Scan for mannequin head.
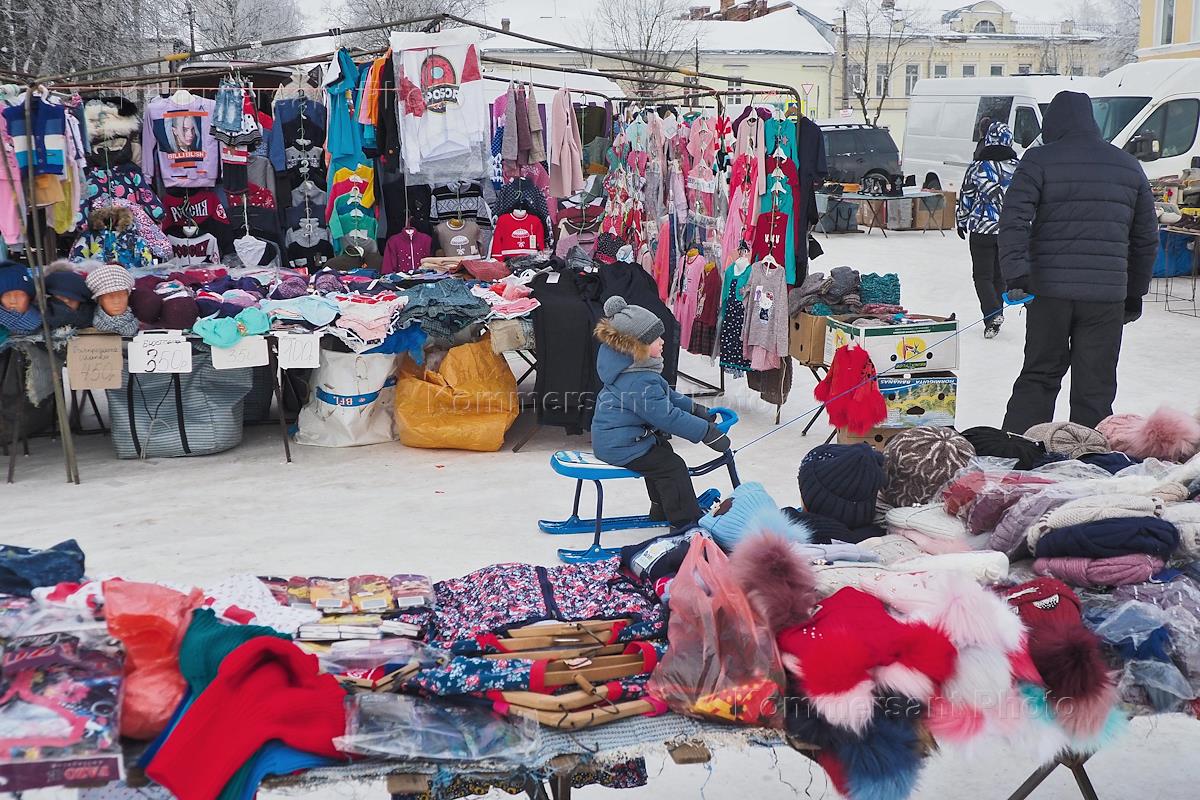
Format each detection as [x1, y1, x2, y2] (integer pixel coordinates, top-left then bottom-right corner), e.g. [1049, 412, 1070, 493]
[98, 292, 130, 316]
[84, 263, 134, 317]
[44, 266, 92, 313]
[0, 261, 35, 313]
[1, 289, 30, 313]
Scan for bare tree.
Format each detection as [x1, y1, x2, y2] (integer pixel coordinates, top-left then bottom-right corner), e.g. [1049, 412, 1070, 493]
[843, 0, 929, 126]
[193, 0, 305, 60]
[332, 0, 483, 50]
[1, 0, 184, 79]
[1066, 0, 1139, 73]
[590, 0, 701, 98]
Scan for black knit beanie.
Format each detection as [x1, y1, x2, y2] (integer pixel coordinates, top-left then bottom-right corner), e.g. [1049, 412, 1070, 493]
[797, 443, 887, 529]
[783, 507, 856, 545]
[962, 426, 1046, 471]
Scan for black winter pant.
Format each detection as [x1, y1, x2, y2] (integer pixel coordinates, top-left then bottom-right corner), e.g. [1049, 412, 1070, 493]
[1002, 297, 1124, 433]
[625, 441, 702, 527]
[968, 233, 1006, 317]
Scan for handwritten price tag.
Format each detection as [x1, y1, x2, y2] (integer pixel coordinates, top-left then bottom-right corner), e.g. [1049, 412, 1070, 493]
[211, 336, 269, 370]
[275, 333, 321, 369]
[67, 335, 124, 389]
[128, 333, 192, 374]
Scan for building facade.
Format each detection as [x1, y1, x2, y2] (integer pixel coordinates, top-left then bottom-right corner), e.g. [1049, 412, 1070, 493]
[480, 1, 838, 117]
[833, 1, 1106, 144]
[1138, 0, 1200, 59]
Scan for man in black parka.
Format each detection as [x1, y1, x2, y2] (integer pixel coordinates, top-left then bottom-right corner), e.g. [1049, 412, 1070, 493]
[998, 90, 1158, 432]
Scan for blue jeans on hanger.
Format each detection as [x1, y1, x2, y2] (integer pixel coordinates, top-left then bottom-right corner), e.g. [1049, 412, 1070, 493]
[213, 81, 244, 135]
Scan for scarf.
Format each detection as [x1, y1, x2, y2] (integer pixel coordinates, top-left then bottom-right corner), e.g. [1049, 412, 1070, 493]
[625, 355, 664, 374]
[93, 308, 139, 336]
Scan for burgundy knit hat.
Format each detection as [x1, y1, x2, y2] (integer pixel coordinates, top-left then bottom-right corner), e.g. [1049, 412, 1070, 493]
[159, 297, 199, 330]
[129, 288, 163, 324]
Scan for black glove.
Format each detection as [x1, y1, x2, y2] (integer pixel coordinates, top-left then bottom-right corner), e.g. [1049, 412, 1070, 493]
[1124, 296, 1143, 324]
[957, 227, 966, 240]
[703, 423, 731, 453]
[1005, 277, 1032, 302]
[691, 402, 716, 422]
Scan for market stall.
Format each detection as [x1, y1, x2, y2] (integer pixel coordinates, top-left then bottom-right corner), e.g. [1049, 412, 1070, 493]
[0, 11, 825, 481]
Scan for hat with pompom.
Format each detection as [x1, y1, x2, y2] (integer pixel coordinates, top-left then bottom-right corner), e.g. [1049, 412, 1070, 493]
[601, 295, 664, 345]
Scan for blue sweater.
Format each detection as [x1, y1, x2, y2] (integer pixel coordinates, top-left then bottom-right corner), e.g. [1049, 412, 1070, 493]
[591, 345, 709, 466]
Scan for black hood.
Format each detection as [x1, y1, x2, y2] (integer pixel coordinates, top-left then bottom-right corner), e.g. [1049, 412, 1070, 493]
[1041, 91, 1101, 143]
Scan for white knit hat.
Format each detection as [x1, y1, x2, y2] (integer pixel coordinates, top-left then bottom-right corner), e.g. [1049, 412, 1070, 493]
[1026, 493, 1165, 550]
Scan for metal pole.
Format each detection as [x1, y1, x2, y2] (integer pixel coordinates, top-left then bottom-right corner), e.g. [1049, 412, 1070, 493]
[21, 88, 80, 484]
[841, 9, 849, 111]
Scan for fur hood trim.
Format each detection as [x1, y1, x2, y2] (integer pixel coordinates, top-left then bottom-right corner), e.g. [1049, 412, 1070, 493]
[595, 318, 650, 361]
[88, 206, 134, 232]
[84, 98, 141, 141]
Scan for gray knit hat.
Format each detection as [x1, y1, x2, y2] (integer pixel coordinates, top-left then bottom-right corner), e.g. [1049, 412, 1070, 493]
[602, 296, 665, 345]
[1024, 422, 1110, 459]
[882, 426, 976, 507]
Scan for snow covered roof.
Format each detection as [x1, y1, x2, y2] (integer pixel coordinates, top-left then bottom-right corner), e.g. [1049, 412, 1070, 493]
[478, 0, 835, 56]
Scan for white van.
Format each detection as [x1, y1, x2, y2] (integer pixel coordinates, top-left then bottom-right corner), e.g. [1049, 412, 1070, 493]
[902, 75, 1101, 192]
[1090, 60, 1200, 181]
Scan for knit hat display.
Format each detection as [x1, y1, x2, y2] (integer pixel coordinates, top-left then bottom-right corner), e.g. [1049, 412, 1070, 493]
[85, 263, 135, 297]
[1163, 502, 1200, 559]
[885, 504, 975, 554]
[0, 260, 35, 297]
[1097, 408, 1200, 463]
[1026, 493, 1165, 551]
[130, 288, 163, 324]
[882, 427, 975, 508]
[1025, 421, 1110, 459]
[1034, 516, 1179, 561]
[1002, 578, 1118, 739]
[160, 297, 200, 330]
[782, 507, 857, 545]
[44, 269, 91, 303]
[1033, 554, 1165, 588]
[697, 481, 781, 550]
[961, 426, 1046, 470]
[798, 443, 887, 529]
[601, 295, 665, 345]
[777, 587, 957, 732]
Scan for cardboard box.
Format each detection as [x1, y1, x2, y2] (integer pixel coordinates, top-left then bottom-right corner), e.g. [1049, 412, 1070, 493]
[914, 191, 957, 230]
[824, 314, 959, 374]
[788, 313, 827, 365]
[877, 371, 957, 428]
[836, 426, 904, 452]
[884, 198, 914, 231]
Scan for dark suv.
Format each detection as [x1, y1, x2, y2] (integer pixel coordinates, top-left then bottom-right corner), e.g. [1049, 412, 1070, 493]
[819, 123, 901, 184]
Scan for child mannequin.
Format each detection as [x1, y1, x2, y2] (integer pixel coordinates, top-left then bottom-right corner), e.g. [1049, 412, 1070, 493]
[591, 296, 731, 528]
[0, 260, 42, 333]
[43, 262, 95, 329]
[84, 264, 138, 336]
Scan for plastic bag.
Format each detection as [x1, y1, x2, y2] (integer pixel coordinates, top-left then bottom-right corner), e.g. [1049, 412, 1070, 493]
[393, 335, 518, 452]
[335, 694, 539, 764]
[647, 535, 785, 727]
[294, 350, 399, 447]
[103, 580, 203, 740]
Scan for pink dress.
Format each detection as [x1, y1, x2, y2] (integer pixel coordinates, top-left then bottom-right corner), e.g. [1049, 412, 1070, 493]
[0, 116, 24, 246]
[720, 155, 759, 264]
[674, 254, 708, 346]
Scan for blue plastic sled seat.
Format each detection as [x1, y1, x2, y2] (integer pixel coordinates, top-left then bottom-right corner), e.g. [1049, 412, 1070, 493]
[539, 408, 741, 564]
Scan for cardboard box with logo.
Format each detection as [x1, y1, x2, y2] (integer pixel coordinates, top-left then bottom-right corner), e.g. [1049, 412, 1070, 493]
[824, 314, 959, 374]
[877, 371, 957, 428]
[836, 426, 904, 452]
[788, 313, 827, 366]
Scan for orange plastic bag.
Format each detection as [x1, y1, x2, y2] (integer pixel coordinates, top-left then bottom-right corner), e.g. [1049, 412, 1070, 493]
[647, 536, 786, 727]
[393, 335, 519, 452]
[103, 580, 203, 739]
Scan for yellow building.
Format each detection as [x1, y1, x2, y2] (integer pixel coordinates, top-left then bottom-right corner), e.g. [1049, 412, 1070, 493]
[479, 0, 838, 117]
[835, 1, 1108, 144]
[1138, 0, 1200, 59]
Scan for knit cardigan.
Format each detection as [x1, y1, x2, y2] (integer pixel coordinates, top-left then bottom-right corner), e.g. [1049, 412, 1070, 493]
[549, 88, 584, 198]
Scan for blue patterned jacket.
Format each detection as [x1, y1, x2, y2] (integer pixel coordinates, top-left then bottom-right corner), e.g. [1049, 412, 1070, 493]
[956, 122, 1020, 235]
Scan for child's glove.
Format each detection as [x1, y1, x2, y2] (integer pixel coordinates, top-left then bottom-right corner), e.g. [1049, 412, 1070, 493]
[704, 423, 732, 452]
[691, 402, 716, 421]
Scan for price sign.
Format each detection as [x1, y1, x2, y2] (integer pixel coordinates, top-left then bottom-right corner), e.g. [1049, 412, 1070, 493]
[128, 333, 192, 374]
[211, 335, 269, 370]
[275, 333, 322, 369]
[67, 335, 123, 389]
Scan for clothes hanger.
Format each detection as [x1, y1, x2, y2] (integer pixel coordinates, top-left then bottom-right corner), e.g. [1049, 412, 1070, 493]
[170, 86, 195, 105]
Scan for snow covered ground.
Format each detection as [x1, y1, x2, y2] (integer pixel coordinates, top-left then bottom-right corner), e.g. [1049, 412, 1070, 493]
[12, 228, 1200, 799]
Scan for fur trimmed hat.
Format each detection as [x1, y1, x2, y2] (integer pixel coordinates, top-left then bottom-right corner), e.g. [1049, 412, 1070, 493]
[1003, 578, 1118, 740]
[882, 427, 975, 508]
[87, 205, 135, 232]
[1025, 422, 1110, 459]
[1097, 408, 1200, 463]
